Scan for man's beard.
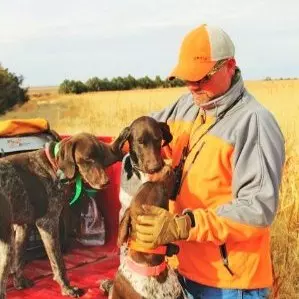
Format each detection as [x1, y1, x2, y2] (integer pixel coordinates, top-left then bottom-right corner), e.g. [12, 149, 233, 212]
[192, 91, 213, 105]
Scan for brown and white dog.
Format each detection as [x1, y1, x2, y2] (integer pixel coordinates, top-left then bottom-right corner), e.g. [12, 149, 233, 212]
[0, 132, 126, 299]
[117, 116, 173, 219]
[105, 116, 185, 299]
[111, 165, 184, 299]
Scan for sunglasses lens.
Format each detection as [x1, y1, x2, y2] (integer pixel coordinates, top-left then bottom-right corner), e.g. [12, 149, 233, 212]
[185, 59, 228, 86]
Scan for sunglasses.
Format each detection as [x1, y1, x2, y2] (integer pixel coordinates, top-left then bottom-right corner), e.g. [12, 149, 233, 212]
[186, 59, 229, 85]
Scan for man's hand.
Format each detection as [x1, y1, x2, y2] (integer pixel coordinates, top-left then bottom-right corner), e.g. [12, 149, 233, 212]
[135, 205, 192, 249]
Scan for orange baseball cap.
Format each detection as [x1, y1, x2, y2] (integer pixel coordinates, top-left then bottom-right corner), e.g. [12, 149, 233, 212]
[169, 24, 235, 81]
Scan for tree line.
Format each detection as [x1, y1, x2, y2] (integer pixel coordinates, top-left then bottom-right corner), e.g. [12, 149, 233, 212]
[0, 64, 29, 114]
[264, 76, 298, 81]
[0, 62, 185, 114]
[58, 75, 185, 94]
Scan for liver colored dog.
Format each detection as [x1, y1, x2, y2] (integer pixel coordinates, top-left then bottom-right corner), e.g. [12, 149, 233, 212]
[111, 165, 184, 299]
[0, 132, 126, 299]
[107, 116, 184, 299]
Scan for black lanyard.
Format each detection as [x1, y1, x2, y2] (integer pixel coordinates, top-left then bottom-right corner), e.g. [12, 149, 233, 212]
[171, 90, 244, 200]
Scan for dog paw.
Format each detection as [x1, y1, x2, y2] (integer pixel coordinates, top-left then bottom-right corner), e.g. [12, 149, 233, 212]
[99, 279, 114, 295]
[61, 286, 84, 297]
[13, 276, 34, 289]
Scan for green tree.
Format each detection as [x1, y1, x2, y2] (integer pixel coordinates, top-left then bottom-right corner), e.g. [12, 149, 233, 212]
[125, 74, 137, 89]
[111, 77, 126, 90]
[0, 64, 29, 114]
[101, 78, 112, 90]
[85, 77, 102, 91]
[154, 75, 163, 88]
[137, 76, 156, 89]
[163, 78, 185, 88]
[59, 79, 88, 94]
[170, 78, 185, 87]
[58, 74, 186, 93]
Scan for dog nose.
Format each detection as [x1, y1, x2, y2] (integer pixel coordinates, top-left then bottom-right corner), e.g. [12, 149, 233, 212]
[101, 180, 110, 188]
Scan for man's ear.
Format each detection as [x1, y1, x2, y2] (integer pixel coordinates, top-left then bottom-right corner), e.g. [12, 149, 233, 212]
[159, 122, 173, 146]
[117, 208, 131, 247]
[56, 138, 76, 179]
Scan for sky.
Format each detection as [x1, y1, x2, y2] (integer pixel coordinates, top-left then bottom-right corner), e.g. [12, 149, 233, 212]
[0, 0, 298, 86]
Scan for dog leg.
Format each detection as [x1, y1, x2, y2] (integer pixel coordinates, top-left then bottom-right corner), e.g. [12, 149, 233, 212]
[0, 231, 13, 299]
[36, 216, 83, 298]
[110, 273, 143, 299]
[11, 224, 34, 290]
[99, 278, 114, 296]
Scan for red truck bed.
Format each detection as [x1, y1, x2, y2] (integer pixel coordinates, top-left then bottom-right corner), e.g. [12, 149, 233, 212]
[7, 137, 121, 299]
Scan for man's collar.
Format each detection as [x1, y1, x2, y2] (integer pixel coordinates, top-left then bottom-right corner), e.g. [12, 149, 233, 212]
[197, 68, 245, 117]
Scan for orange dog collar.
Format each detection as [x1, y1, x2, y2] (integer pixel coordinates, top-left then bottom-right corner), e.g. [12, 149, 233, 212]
[126, 257, 167, 276]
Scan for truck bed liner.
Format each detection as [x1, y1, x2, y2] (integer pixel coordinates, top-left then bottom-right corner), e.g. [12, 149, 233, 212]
[8, 243, 119, 299]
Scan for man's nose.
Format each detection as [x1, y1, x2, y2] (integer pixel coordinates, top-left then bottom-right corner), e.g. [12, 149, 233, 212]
[185, 82, 201, 91]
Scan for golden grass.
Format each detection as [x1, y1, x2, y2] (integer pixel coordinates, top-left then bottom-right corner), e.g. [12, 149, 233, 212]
[2, 79, 299, 297]
[271, 142, 299, 298]
[4, 87, 189, 135]
[246, 81, 298, 299]
[27, 85, 58, 98]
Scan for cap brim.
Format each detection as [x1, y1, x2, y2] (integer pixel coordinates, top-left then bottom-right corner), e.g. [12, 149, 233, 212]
[168, 61, 217, 81]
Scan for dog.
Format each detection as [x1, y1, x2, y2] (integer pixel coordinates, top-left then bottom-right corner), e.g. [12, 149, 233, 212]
[100, 116, 184, 298]
[117, 116, 173, 219]
[111, 165, 184, 299]
[0, 132, 126, 299]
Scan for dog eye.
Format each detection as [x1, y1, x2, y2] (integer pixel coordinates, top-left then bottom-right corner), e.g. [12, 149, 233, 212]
[78, 158, 93, 164]
[138, 138, 146, 145]
[153, 138, 161, 145]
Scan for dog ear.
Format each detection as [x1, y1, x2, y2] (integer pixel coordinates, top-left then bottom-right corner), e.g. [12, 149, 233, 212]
[110, 126, 131, 159]
[159, 122, 173, 146]
[117, 208, 131, 247]
[56, 138, 76, 179]
[124, 155, 134, 180]
[115, 126, 131, 149]
[49, 129, 62, 141]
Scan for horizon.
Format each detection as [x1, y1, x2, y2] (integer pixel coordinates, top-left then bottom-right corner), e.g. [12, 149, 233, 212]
[1, 0, 298, 86]
[27, 77, 298, 90]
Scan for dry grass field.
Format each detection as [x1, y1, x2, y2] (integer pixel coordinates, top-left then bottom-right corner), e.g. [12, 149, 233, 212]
[1, 80, 298, 298]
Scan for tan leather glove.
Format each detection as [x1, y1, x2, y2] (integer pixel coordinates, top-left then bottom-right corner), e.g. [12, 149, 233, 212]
[135, 205, 192, 249]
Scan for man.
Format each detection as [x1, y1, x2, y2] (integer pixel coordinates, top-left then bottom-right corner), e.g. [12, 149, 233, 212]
[135, 24, 285, 298]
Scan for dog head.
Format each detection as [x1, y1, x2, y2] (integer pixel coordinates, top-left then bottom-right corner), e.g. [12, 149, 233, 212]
[117, 116, 172, 175]
[56, 133, 110, 189]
